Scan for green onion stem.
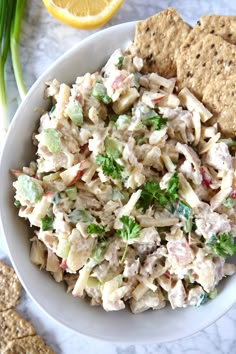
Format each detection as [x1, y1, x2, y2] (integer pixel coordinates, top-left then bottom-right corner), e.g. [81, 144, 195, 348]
[0, 0, 15, 142]
[10, 0, 27, 100]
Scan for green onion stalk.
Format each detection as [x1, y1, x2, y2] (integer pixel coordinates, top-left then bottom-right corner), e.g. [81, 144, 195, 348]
[0, 0, 26, 144]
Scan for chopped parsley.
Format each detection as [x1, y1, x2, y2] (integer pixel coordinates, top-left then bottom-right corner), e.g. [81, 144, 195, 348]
[87, 223, 107, 235]
[41, 216, 54, 231]
[138, 173, 179, 211]
[117, 216, 140, 263]
[96, 153, 123, 179]
[117, 56, 124, 69]
[206, 232, 236, 258]
[143, 112, 167, 130]
[14, 199, 21, 208]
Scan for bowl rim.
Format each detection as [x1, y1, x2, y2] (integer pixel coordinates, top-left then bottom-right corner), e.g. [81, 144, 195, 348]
[0, 20, 236, 345]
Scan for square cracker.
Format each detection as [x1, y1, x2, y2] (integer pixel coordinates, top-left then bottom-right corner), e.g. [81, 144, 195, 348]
[0, 261, 21, 311]
[202, 75, 236, 136]
[133, 8, 191, 78]
[3, 335, 55, 354]
[196, 15, 236, 45]
[0, 309, 35, 352]
[0, 309, 35, 341]
[176, 27, 236, 99]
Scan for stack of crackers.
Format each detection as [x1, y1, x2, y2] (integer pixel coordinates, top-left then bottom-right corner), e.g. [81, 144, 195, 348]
[0, 261, 54, 353]
[133, 8, 236, 137]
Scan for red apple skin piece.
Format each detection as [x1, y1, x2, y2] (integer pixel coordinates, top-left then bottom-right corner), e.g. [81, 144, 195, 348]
[60, 160, 90, 186]
[68, 170, 83, 186]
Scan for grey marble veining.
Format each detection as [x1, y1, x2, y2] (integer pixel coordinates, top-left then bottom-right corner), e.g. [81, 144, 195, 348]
[1, 0, 236, 353]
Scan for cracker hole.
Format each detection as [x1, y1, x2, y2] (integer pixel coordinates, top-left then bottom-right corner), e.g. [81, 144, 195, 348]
[210, 29, 215, 34]
[228, 33, 233, 38]
[197, 20, 201, 26]
[210, 44, 215, 49]
[221, 23, 225, 28]
[196, 54, 200, 59]
[202, 63, 206, 67]
[145, 27, 150, 32]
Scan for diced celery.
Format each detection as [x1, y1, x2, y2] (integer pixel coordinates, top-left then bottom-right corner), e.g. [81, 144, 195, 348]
[65, 98, 83, 126]
[68, 208, 94, 224]
[43, 128, 61, 154]
[65, 186, 77, 201]
[87, 277, 101, 288]
[86, 240, 107, 269]
[208, 289, 218, 299]
[104, 136, 122, 158]
[133, 72, 141, 89]
[115, 114, 130, 129]
[56, 238, 70, 259]
[91, 81, 112, 104]
[223, 197, 235, 209]
[112, 188, 125, 201]
[17, 175, 44, 203]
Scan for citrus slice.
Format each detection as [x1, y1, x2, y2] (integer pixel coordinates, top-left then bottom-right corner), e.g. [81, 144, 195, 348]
[42, 0, 124, 29]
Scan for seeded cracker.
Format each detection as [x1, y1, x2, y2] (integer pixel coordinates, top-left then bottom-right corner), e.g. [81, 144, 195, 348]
[133, 8, 191, 78]
[0, 261, 21, 311]
[3, 335, 55, 354]
[0, 309, 35, 352]
[176, 26, 236, 136]
[176, 27, 236, 97]
[202, 75, 236, 136]
[196, 15, 236, 45]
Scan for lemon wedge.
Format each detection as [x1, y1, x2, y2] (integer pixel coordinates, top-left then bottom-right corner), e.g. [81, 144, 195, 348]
[42, 0, 124, 29]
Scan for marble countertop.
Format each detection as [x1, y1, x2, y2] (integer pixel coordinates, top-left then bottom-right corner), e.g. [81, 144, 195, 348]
[1, 0, 236, 353]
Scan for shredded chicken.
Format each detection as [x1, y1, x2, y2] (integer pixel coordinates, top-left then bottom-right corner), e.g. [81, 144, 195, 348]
[12, 45, 236, 314]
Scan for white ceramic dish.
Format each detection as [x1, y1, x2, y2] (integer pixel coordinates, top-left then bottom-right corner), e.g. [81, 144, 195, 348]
[0, 21, 235, 344]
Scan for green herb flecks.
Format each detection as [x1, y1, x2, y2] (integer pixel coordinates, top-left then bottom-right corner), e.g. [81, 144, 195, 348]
[14, 199, 21, 208]
[96, 150, 123, 180]
[138, 173, 179, 211]
[87, 223, 107, 235]
[41, 216, 54, 231]
[143, 114, 167, 130]
[206, 232, 236, 258]
[117, 56, 124, 69]
[117, 216, 140, 264]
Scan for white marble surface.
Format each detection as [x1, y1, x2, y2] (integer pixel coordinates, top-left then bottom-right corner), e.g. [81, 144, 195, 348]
[1, 0, 236, 353]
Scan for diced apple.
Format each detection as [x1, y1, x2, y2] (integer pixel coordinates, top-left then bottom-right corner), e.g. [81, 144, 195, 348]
[112, 88, 139, 114]
[178, 87, 212, 122]
[60, 160, 90, 186]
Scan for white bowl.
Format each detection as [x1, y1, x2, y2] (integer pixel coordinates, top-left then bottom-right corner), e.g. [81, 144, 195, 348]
[0, 22, 235, 344]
